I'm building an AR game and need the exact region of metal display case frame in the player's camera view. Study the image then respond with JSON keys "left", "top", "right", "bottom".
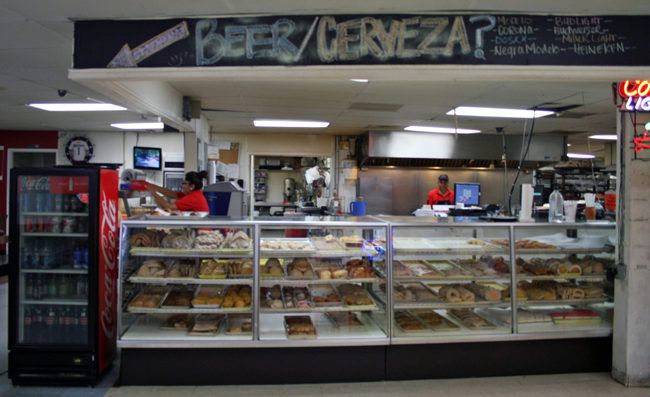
{"left": 118, "top": 215, "right": 615, "bottom": 349}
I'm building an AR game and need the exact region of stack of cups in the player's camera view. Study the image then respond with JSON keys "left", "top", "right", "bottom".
{"left": 563, "top": 201, "right": 578, "bottom": 223}
{"left": 584, "top": 193, "right": 597, "bottom": 221}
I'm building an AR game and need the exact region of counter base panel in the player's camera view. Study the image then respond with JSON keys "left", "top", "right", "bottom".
{"left": 119, "top": 337, "right": 611, "bottom": 385}
{"left": 120, "top": 346, "right": 386, "bottom": 385}
{"left": 387, "top": 337, "right": 612, "bottom": 380}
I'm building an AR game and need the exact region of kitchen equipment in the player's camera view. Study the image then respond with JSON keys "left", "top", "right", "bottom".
{"left": 283, "top": 178, "right": 296, "bottom": 203}
{"left": 350, "top": 199, "right": 367, "bottom": 216}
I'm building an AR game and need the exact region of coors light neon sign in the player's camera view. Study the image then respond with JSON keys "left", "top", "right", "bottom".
{"left": 619, "top": 80, "right": 650, "bottom": 112}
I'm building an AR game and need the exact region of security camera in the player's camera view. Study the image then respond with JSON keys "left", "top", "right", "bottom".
{"left": 57, "top": 89, "right": 68, "bottom": 97}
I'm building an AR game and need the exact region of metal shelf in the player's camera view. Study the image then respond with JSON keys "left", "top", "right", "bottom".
{"left": 260, "top": 277, "right": 382, "bottom": 286}
{"left": 394, "top": 301, "right": 511, "bottom": 310}
{"left": 128, "top": 276, "right": 253, "bottom": 285}
{"left": 22, "top": 212, "right": 88, "bottom": 217}
{"left": 23, "top": 298, "right": 87, "bottom": 306}
{"left": 394, "top": 276, "right": 510, "bottom": 284}
{"left": 22, "top": 233, "right": 87, "bottom": 237}
{"left": 517, "top": 298, "right": 611, "bottom": 307}
{"left": 261, "top": 305, "right": 380, "bottom": 314}
{"left": 22, "top": 268, "right": 88, "bottom": 275}
{"left": 127, "top": 307, "right": 252, "bottom": 315}
{"left": 130, "top": 248, "right": 252, "bottom": 258}
{"left": 516, "top": 274, "right": 606, "bottom": 282}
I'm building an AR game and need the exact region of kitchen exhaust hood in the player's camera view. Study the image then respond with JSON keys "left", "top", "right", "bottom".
{"left": 358, "top": 131, "right": 565, "bottom": 169}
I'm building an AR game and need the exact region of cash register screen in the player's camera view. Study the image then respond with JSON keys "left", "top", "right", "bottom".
{"left": 454, "top": 183, "right": 481, "bottom": 206}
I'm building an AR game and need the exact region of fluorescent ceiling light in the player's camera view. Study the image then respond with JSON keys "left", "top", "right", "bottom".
{"left": 29, "top": 103, "right": 127, "bottom": 112}
{"left": 589, "top": 134, "right": 617, "bottom": 140}
{"left": 567, "top": 152, "right": 595, "bottom": 159}
{"left": 405, "top": 126, "right": 480, "bottom": 134}
{"left": 446, "top": 106, "right": 554, "bottom": 119}
{"left": 350, "top": 79, "right": 369, "bottom": 83}
{"left": 567, "top": 143, "right": 572, "bottom": 147}
{"left": 253, "top": 119, "right": 329, "bottom": 128}
{"left": 111, "top": 122, "right": 164, "bottom": 130}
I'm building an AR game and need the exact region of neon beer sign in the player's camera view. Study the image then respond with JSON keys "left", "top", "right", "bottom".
{"left": 619, "top": 80, "right": 650, "bottom": 112}
{"left": 634, "top": 122, "right": 650, "bottom": 153}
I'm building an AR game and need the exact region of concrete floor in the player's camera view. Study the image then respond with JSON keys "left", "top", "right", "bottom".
{"left": 1, "top": 372, "right": 647, "bottom": 397}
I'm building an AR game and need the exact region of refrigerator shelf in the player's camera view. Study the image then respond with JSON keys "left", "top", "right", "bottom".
{"left": 21, "top": 269, "right": 88, "bottom": 275}
{"left": 22, "top": 298, "right": 88, "bottom": 306}
{"left": 22, "top": 233, "right": 87, "bottom": 237}
{"left": 21, "top": 212, "right": 89, "bottom": 217}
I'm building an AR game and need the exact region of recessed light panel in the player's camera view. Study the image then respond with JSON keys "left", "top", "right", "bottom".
{"left": 446, "top": 106, "right": 554, "bottom": 119}
{"left": 29, "top": 103, "right": 127, "bottom": 112}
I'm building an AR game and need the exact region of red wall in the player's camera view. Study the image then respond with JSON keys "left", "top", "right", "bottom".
{"left": 0, "top": 130, "right": 59, "bottom": 239}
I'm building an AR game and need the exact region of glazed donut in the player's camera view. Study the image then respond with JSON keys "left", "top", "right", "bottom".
{"left": 439, "top": 286, "right": 462, "bottom": 303}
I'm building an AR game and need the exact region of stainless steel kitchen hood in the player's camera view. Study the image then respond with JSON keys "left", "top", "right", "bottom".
{"left": 361, "top": 131, "right": 565, "bottom": 168}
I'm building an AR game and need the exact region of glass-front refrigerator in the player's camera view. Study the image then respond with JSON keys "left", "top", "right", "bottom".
{"left": 8, "top": 166, "right": 119, "bottom": 385}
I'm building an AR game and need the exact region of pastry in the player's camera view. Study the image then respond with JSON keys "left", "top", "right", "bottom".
{"left": 262, "top": 258, "right": 284, "bottom": 277}
{"left": 339, "top": 235, "right": 365, "bottom": 247}
{"left": 345, "top": 259, "right": 375, "bottom": 279}
{"left": 395, "top": 311, "right": 426, "bottom": 331}
{"left": 228, "top": 259, "right": 254, "bottom": 276}
{"left": 162, "top": 314, "right": 192, "bottom": 330}
{"left": 130, "top": 230, "right": 162, "bottom": 247}
{"left": 556, "top": 284, "right": 586, "bottom": 300}
{"left": 465, "top": 283, "right": 502, "bottom": 301}
{"left": 287, "top": 258, "right": 314, "bottom": 279}
{"left": 129, "top": 288, "right": 165, "bottom": 308}
{"left": 393, "top": 261, "right": 416, "bottom": 277}
{"left": 326, "top": 312, "right": 363, "bottom": 328}
{"left": 221, "top": 230, "right": 251, "bottom": 249}
{"left": 190, "top": 314, "right": 223, "bottom": 335}
{"left": 193, "top": 230, "right": 224, "bottom": 249}
{"left": 310, "top": 285, "right": 342, "bottom": 306}
{"left": 221, "top": 285, "right": 251, "bottom": 308}
{"left": 135, "top": 260, "right": 166, "bottom": 277}
{"left": 337, "top": 284, "right": 374, "bottom": 306}
{"left": 449, "top": 309, "right": 494, "bottom": 329}
{"left": 284, "top": 316, "right": 316, "bottom": 337}
{"left": 192, "top": 286, "right": 225, "bottom": 307}
{"left": 161, "top": 229, "right": 194, "bottom": 249}
{"left": 439, "top": 286, "right": 462, "bottom": 303}
{"left": 501, "top": 285, "right": 527, "bottom": 301}
{"left": 401, "top": 260, "right": 439, "bottom": 278}
{"left": 165, "top": 260, "right": 195, "bottom": 278}
{"left": 162, "top": 289, "right": 193, "bottom": 307}
{"left": 199, "top": 259, "right": 227, "bottom": 277}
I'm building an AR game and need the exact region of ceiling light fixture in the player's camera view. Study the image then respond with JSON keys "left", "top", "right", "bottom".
{"left": 29, "top": 103, "right": 127, "bottom": 112}
{"left": 350, "top": 79, "right": 369, "bottom": 83}
{"left": 110, "top": 122, "right": 164, "bottom": 130}
{"left": 405, "top": 126, "right": 481, "bottom": 134}
{"left": 446, "top": 106, "right": 554, "bottom": 119}
{"left": 253, "top": 119, "right": 330, "bottom": 128}
{"left": 567, "top": 152, "right": 596, "bottom": 159}
{"left": 567, "top": 143, "right": 572, "bottom": 147}
{"left": 589, "top": 134, "right": 617, "bottom": 140}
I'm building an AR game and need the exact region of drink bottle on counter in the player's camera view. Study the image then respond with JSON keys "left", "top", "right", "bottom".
{"left": 548, "top": 189, "right": 565, "bottom": 223}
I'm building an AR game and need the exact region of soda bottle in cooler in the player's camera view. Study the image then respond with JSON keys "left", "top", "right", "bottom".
{"left": 79, "top": 307, "right": 88, "bottom": 342}
{"left": 33, "top": 274, "right": 43, "bottom": 300}
{"left": 56, "top": 306, "right": 66, "bottom": 344}
{"left": 63, "top": 307, "right": 74, "bottom": 344}
{"left": 21, "top": 243, "right": 32, "bottom": 269}
{"left": 45, "top": 306, "right": 56, "bottom": 343}
{"left": 47, "top": 274, "right": 57, "bottom": 299}
{"left": 60, "top": 275, "right": 70, "bottom": 298}
{"left": 32, "top": 307, "right": 43, "bottom": 343}
{"left": 23, "top": 306, "right": 32, "bottom": 342}
{"left": 24, "top": 274, "right": 33, "bottom": 299}
{"left": 61, "top": 194, "right": 70, "bottom": 213}
{"left": 82, "top": 245, "right": 89, "bottom": 270}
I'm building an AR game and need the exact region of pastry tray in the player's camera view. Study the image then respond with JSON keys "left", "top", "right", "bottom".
{"left": 409, "top": 310, "right": 461, "bottom": 332}
{"left": 425, "top": 260, "right": 473, "bottom": 278}
{"left": 309, "top": 284, "right": 343, "bottom": 307}
{"left": 325, "top": 312, "right": 366, "bottom": 328}
{"left": 260, "top": 258, "right": 287, "bottom": 279}
{"left": 188, "top": 314, "right": 225, "bottom": 336}
{"left": 285, "top": 260, "right": 316, "bottom": 280}
{"left": 447, "top": 310, "right": 498, "bottom": 330}
{"left": 160, "top": 314, "right": 194, "bottom": 331}
{"left": 161, "top": 288, "right": 194, "bottom": 309}
{"left": 130, "top": 247, "right": 252, "bottom": 257}
{"left": 225, "top": 315, "right": 253, "bottom": 335}
{"left": 260, "top": 238, "right": 316, "bottom": 254}
{"left": 191, "top": 285, "right": 226, "bottom": 308}
{"left": 284, "top": 315, "right": 317, "bottom": 339}
{"left": 126, "top": 286, "right": 168, "bottom": 311}
{"left": 198, "top": 259, "right": 228, "bottom": 279}
{"left": 394, "top": 311, "right": 429, "bottom": 333}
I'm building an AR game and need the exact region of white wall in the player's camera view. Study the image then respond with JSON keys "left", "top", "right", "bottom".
{"left": 209, "top": 133, "right": 335, "bottom": 191}
{"left": 57, "top": 131, "right": 185, "bottom": 185}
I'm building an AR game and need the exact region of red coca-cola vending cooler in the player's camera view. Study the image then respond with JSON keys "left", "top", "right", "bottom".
{"left": 8, "top": 166, "right": 119, "bottom": 385}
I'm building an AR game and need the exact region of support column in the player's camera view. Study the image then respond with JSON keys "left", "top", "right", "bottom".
{"left": 612, "top": 110, "right": 650, "bottom": 387}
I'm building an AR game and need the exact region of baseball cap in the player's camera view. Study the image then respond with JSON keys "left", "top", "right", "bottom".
{"left": 438, "top": 174, "right": 449, "bottom": 182}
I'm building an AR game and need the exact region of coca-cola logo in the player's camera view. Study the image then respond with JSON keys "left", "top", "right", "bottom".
{"left": 100, "top": 191, "right": 118, "bottom": 339}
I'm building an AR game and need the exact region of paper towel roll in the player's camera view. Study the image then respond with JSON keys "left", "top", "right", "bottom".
{"left": 519, "top": 184, "right": 534, "bottom": 222}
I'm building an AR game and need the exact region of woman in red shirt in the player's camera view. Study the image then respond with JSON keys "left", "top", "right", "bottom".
{"left": 147, "top": 171, "right": 210, "bottom": 212}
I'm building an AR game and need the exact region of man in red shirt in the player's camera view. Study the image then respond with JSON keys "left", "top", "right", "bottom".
{"left": 427, "top": 174, "right": 455, "bottom": 205}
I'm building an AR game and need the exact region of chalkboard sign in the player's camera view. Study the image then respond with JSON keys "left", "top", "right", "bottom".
{"left": 73, "top": 15, "right": 649, "bottom": 68}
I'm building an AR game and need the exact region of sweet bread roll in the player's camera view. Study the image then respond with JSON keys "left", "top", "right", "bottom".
{"left": 439, "top": 286, "right": 462, "bottom": 303}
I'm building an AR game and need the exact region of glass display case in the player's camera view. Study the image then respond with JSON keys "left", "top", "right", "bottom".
{"left": 117, "top": 216, "right": 615, "bottom": 348}
{"left": 382, "top": 216, "right": 615, "bottom": 343}
{"left": 118, "top": 216, "right": 389, "bottom": 347}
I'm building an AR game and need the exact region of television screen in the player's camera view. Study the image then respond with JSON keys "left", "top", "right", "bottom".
{"left": 133, "top": 146, "right": 162, "bottom": 170}
{"left": 454, "top": 183, "right": 481, "bottom": 206}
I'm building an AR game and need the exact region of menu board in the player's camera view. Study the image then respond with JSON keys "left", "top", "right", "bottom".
{"left": 74, "top": 15, "right": 648, "bottom": 68}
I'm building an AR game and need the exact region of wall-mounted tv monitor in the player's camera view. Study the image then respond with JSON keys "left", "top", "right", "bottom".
{"left": 133, "top": 146, "right": 162, "bottom": 170}
{"left": 454, "top": 183, "right": 481, "bottom": 206}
